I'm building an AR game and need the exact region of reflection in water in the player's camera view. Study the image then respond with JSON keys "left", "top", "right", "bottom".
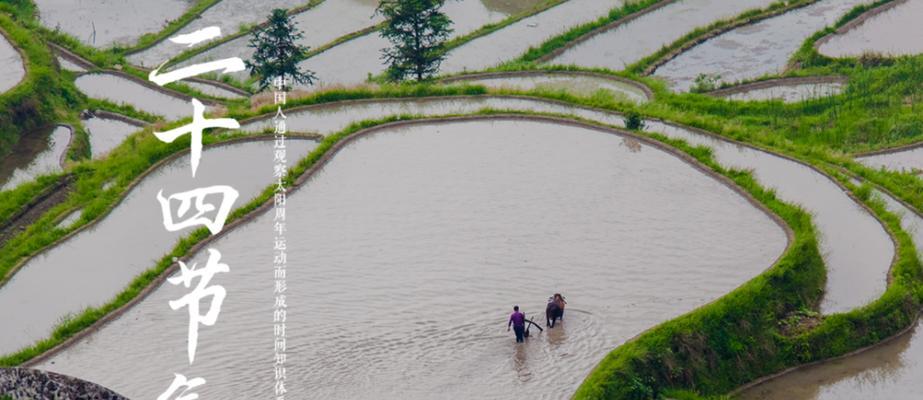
{"left": 41, "top": 118, "right": 785, "bottom": 399}
{"left": 738, "top": 188, "right": 923, "bottom": 400}
{"left": 818, "top": 0, "right": 923, "bottom": 58}
{"left": 128, "top": 0, "right": 322, "bottom": 67}
{"left": 0, "top": 126, "right": 71, "bottom": 191}
{"left": 75, "top": 73, "right": 191, "bottom": 120}
{"left": 33, "top": 0, "right": 192, "bottom": 47}
{"left": 84, "top": 115, "right": 143, "bottom": 158}
{"left": 0, "top": 140, "right": 315, "bottom": 356}
{"left": 654, "top": 0, "right": 876, "bottom": 92}
{"left": 0, "top": 30, "right": 25, "bottom": 93}
{"left": 551, "top": 0, "right": 773, "bottom": 70}
{"left": 724, "top": 82, "right": 844, "bottom": 103}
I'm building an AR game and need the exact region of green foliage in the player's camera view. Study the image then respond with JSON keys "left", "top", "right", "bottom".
{"left": 690, "top": 73, "right": 721, "bottom": 93}
{"left": 246, "top": 9, "right": 316, "bottom": 91}
{"left": 376, "top": 0, "right": 453, "bottom": 82}
{"left": 624, "top": 111, "right": 645, "bottom": 130}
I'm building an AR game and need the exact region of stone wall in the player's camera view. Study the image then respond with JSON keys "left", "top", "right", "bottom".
{"left": 0, "top": 368, "right": 127, "bottom": 399}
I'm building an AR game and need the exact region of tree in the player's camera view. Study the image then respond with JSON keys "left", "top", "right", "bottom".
{"left": 376, "top": 0, "right": 453, "bottom": 82}
{"left": 246, "top": 9, "right": 316, "bottom": 91}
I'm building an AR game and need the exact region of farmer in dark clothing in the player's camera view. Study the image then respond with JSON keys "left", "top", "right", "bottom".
{"left": 508, "top": 305, "right": 526, "bottom": 343}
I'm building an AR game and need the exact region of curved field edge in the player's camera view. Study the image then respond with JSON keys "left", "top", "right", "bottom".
{"left": 1, "top": 112, "right": 801, "bottom": 372}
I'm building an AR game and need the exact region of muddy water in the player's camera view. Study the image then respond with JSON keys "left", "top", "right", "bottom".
{"left": 856, "top": 147, "right": 923, "bottom": 173}
{"left": 441, "top": 0, "right": 621, "bottom": 74}
{"left": 75, "top": 73, "right": 190, "bottom": 120}
{"left": 0, "top": 126, "right": 71, "bottom": 192}
{"left": 83, "top": 115, "right": 144, "bottom": 158}
{"left": 240, "top": 97, "right": 627, "bottom": 134}
{"left": 185, "top": 81, "right": 245, "bottom": 99}
{"left": 818, "top": 0, "right": 923, "bottom": 58}
{"left": 645, "top": 121, "right": 893, "bottom": 313}
{"left": 161, "top": 0, "right": 384, "bottom": 80}
{"left": 446, "top": 73, "right": 651, "bottom": 102}
{"left": 653, "top": 0, "right": 876, "bottom": 92}
{"left": 723, "top": 82, "right": 844, "bottom": 103}
{"left": 737, "top": 188, "right": 923, "bottom": 400}
{"left": 0, "top": 140, "right": 315, "bottom": 356}
{"left": 128, "top": 0, "right": 322, "bottom": 67}
{"left": 241, "top": 95, "right": 895, "bottom": 313}
{"left": 550, "top": 0, "right": 772, "bottom": 70}
{"left": 0, "top": 30, "right": 25, "bottom": 93}
{"left": 56, "top": 56, "right": 86, "bottom": 73}
{"left": 298, "top": 0, "right": 539, "bottom": 86}
{"left": 33, "top": 0, "right": 193, "bottom": 47}
{"left": 40, "top": 118, "right": 786, "bottom": 399}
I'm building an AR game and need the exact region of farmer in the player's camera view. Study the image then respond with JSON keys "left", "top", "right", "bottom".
{"left": 507, "top": 305, "right": 526, "bottom": 343}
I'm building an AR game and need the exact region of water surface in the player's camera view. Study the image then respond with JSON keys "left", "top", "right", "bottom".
{"left": 654, "top": 0, "right": 875, "bottom": 92}
{"left": 75, "top": 73, "right": 191, "bottom": 120}
{"left": 0, "top": 126, "right": 71, "bottom": 191}
{"left": 128, "top": 0, "right": 322, "bottom": 67}
{"left": 856, "top": 148, "right": 923, "bottom": 173}
{"left": 550, "top": 0, "right": 772, "bottom": 70}
{"left": 818, "top": 0, "right": 923, "bottom": 58}
{"left": 41, "top": 118, "right": 786, "bottom": 399}
{"left": 0, "top": 30, "right": 25, "bottom": 93}
{"left": 84, "top": 115, "right": 144, "bottom": 158}
{"left": 33, "top": 0, "right": 193, "bottom": 47}
{"left": 737, "top": 187, "right": 923, "bottom": 400}
{"left": 185, "top": 81, "right": 245, "bottom": 99}
{"left": 299, "top": 0, "right": 539, "bottom": 86}
{"left": 446, "top": 73, "right": 650, "bottom": 102}
{"left": 722, "top": 82, "right": 844, "bottom": 103}
{"left": 0, "top": 140, "right": 315, "bottom": 356}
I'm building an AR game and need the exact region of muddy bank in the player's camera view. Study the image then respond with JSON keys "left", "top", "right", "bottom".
{"left": 33, "top": 0, "right": 193, "bottom": 48}
{"left": 0, "top": 125, "right": 72, "bottom": 192}
{"left": 653, "top": 0, "right": 876, "bottom": 92}
{"left": 441, "top": 70, "right": 653, "bottom": 102}
{"left": 38, "top": 116, "right": 786, "bottom": 399}
{"left": 0, "top": 176, "right": 72, "bottom": 249}
{"left": 547, "top": 0, "right": 773, "bottom": 71}
{"left": 816, "top": 0, "right": 923, "bottom": 58}
{"left": 709, "top": 76, "right": 847, "bottom": 103}
{"left": 0, "top": 28, "right": 25, "bottom": 94}
{"left": 0, "top": 367, "right": 127, "bottom": 399}
{"left": 0, "top": 139, "right": 316, "bottom": 356}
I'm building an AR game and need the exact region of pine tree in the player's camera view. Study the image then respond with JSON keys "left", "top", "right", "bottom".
{"left": 246, "top": 9, "right": 316, "bottom": 91}
{"left": 376, "top": 0, "right": 453, "bottom": 82}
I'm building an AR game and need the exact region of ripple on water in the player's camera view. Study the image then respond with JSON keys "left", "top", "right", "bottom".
{"left": 0, "top": 140, "right": 316, "bottom": 356}
{"left": 41, "top": 118, "right": 786, "bottom": 399}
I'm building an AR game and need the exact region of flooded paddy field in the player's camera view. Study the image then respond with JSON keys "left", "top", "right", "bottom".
{"left": 441, "top": 71, "right": 652, "bottom": 102}
{"left": 39, "top": 117, "right": 787, "bottom": 399}
{"left": 33, "top": 0, "right": 193, "bottom": 48}
{"left": 855, "top": 146, "right": 923, "bottom": 173}
{"left": 737, "top": 187, "right": 923, "bottom": 400}
{"left": 817, "top": 0, "right": 923, "bottom": 59}
{"left": 298, "top": 0, "right": 543, "bottom": 87}
{"left": 241, "top": 95, "right": 891, "bottom": 314}
{"left": 74, "top": 72, "right": 193, "bottom": 120}
{"left": 0, "top": 126, "right": 71, "bottom": 192}
{"left": 0, "top": 140, "right": 315, "bottom": 356}
{"left": 0, "top": 29, "right": 25, "bottom": 94}
{"left": 711, "top": 77, "right": 846, "bottom": 103}
{"left": 440, "top": 0, "right": 620, "bottom": 75}
{"left": 127, "top": 0, "right": 319, "bottom": 67}
{"left": 83, "top": 113, "right": 145, "bottom": 158}
{"left": 653, "top": 0, "right": 876, "bottom": 92}
{"left": 647, "top": 120, "right": 893, "bottom": 314}
{"left": 161, "top": 0, "right": 384, "bottom": 78}
{"left": 548, "top": 0, "right": 772, "bottom": 71}
{"left": 184, "top": 80, "right": 246, "bottom": 99}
